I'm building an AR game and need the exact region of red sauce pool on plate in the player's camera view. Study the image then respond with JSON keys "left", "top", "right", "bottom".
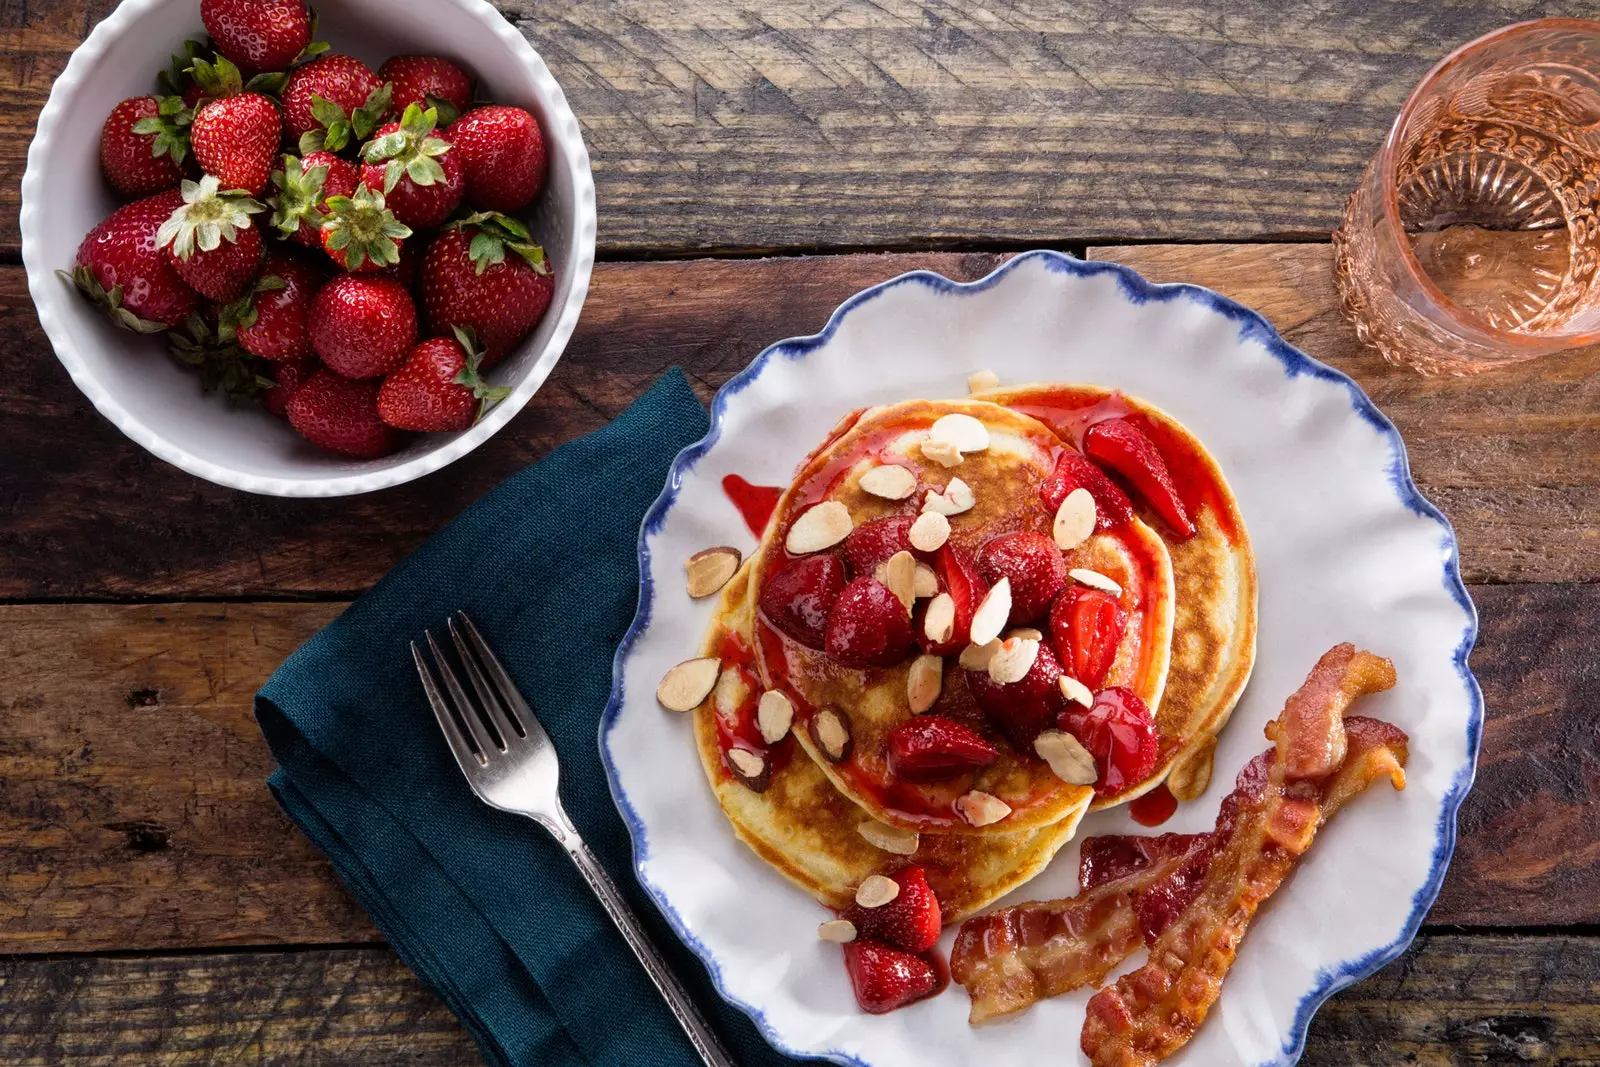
{"left": 722, "top": 475, "right": 782, "bottom": 538}
{"left": 1129, "top": 783, "right": 1179, "bottom": 827}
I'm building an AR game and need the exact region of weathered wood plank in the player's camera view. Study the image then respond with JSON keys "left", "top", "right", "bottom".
{"left": 1, "top": 584, "right": 1594, "bottom": 953}
{"left": 2, "top": 242, "right": 1596, "bottom": 598}
{"left": 3, "top": 1, "right": 1597, "bottom": 257}
{"left": 2, "top": 934, "right": 1599, "bottom": 1064}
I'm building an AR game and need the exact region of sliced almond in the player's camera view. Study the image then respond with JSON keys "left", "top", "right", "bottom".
{"left": 859, "top": 464, "right": 917, "bottom": 501}
{"left": 958, "top": 639, "right": 1002, "bottom": 671}
{"left": 921, "top": 478, "right": 975, "bottom": 517}
{"left": 921, "top": 438, "right": 965, "bottom": 468}
{"left": 1035, "top": 730, "right": 1098, "bottom": 786}
{"left": 955, "top": 790, "right": 1013, "bottom": 827}
{"left": 855, "top": 874, "right": 901, "bottom": 908}
{"left": 987, "top": 637, "right": 1040, "bottom": 684}
{"left": 1070, "top": 568, "right": 1123, "bottom": 597}
{"left": 968, "top": 370, "right": 1001, "bottom": 394}
{"left": 929, "top": 413, "right": 991, "bottom": 454}
{"left": 726, "top": 747, "right": 771, "bottom": 792}
{"left": 885, "top": 550, "right": 918, "bottom": 612}
{"left": 818, "top": 919, "right": 858, "bottom": 943}
{"left": 787, "top": 501, "right": 853, "bottom": 555}
{"left": 909, "top": 511, "right": 951, "bottom": 553}
{"left": 757, "top": 690, "right": 795, "bottom": 744}
{"left": 656, "top": 657, "right": 720, "bottom": 712}
{"left": 713, "top": 665, "right": 750, "bottom": 718}
{"left": 913, "top": 563, "right": 939, "bottom": 599}
{"left": 1007, "top": 627, "right": 1043, "bottom": 642}
{"left": 923, "top": 593, "right": 956, "bottom": 645}
{"left": 1059, "top": 674, "right": 1094, "bottom": 708}
{"left": 1167, "top": 735, "right": 1218, "bottom": 802}
{"left": 810, "top": 707, "right": 854, "bottom": 763}
{"left": 858, "top": 820, "right": 920, "bottom": 856}
{"left": 684, "top": 546, "right": 741, "bottom": 599}
{"left": 907, "top": 654, "right": 944, "bottom": 713}
{"left": 969, "top": 577, "right": 1011, "bottom": 646}
{"left": 1053, "top": 488, "right": 1097, "bottom": 551}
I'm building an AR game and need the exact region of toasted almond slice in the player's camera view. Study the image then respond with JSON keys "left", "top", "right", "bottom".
{"left": 859, "top": 464, "right": 917, "bottom": 500}
{"left": 787, "top": 501, "right": 853, "bottom": 554}
{"left": 930, "top": 413, "right": 991, "bottom": 453}
{"left": 958, "top": 639, "right": 1002, "bottom": 671}
{"left": 886, "top": 550, "right": 918, "bottom": 612}
{"left": 1007, "top": 627, "right": 1044, "bottom": 642}
{"left": 921, "top": 480, "right": 974, "bottom": 517}
{"left": 684, "top": 546, "right": 741, "bottom": 599}
{"left": 987, "top": 637, "right": 1040, "bottom": 684}
{"left": 907, "top": 654, "right": 943, "bottom": 713}
{"left": 726, "top": 747, "right": 771, "bottom": 792}
{"left": 921, "top": 438, "right": 965, "bottom": 468}
{"left": 1053, "top": 488, "right": 1097, "bottom": 551}
{"left": 955, "top": 790, "right": 1012, "bottom": 827}
{"left": 656, "top": 657, "right": 720, "bottom": 712}
{"left": 969, "top": 577, "right": 1011, "bottom": 646}
{"left": 1059, "top": 674, "right": 1094, "bottom": 708}
{"left": 811, "top": 707, "right": 854, "bottom": 763}
{"left": 1070, "top": 567, "right": 1124, "bottom": 597}
{"left": 1167, "top": 735, "right": 1218, "bottom": 802}
{"left": 1035, "top": 730, "right": 1098, "bottom": 786}
{"left": 858, "top": 820, "right": 920, "bottom": 855}
{"left": 913, "top": 562, "right": 939, "bottom": 599}
{"left": 923, "top": 593, "right": 956, "bottom": 645}
{"left": 909, "top": 511, "right": 951, "bottom": 553}
{"left": 757, "top": 690, "right": 795, "bottom": 744}
{"left": 968, "top": 369, "right": 1001, "bottom": 394}
{"left": 855, "top": 874, "right": 901, "bottom": 908}
{"left": 818, "top": 919, "right": 858, "bottom": 943}
{"left": 713, "top": 665, "right": 750, "bottom": 718}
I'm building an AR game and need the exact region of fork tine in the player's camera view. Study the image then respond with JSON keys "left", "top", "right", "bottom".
{"left": 448, "top": 615, "right": 525, "bottom": 745}
{"left": 426, "top": 629, "right": 502, "bottom": 754}
{"left": 454, "top": 612, "right": 547, "bottom": 745}
{"left": 413, "top": 639, "right": 486, "bottom": 770}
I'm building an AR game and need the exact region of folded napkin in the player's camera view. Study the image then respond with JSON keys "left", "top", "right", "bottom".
{"left": 256, "top": 371, "right": 798, "bottom": 1067}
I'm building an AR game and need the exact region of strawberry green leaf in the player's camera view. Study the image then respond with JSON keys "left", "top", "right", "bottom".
{"left": 350, "top": 85, "right": 395, "bottom": 142}
{"left": 62, "top": 267, "right": 169, "bottom": 335}
{"left": 156, "top": 175, "right": 267, "bottom": 260}
{"left": 245, "top": 71, "right": 289, "bottom": 96}
{"left": 427, "top": 94, "right": 462, "bottom": 127}
{"left": 269, "top": 155, "right": 332, "bottom": 237}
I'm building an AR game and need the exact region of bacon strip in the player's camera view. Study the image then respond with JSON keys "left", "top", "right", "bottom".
{"left": 1271, "top": 643, "right": 1397, "bottom": 780}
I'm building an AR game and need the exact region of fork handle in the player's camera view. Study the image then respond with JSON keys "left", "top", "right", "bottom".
{"left": 566, "top": 840, "right": 738, "bottom": 1067}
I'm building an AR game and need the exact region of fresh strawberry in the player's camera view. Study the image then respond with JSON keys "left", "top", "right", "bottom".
{"left": 100, "top": 96, "right": 190, "bottom": 198}
{"left": 261, "top": 357, "right": 317, "bottom": 418}
{"left": 842, "top": 939, "right": 941, "bottom": 1015}
{"left": 308, "top": 273, "right": 418, "bottom": 379}
{"left": 1060, "top": 686, "right": 1158, "bottom": 798}
{"left": 843, "top": 515, "right": 918, "bottom": 576}
{"left": 166, "top": 309, "right": 277, "bottom": 403}
{"left": 225, "top": 250, "right": 324, "bottom": 362}
{"left": 419, "top": 213, "right": 553, "bottom": 365}
{"left": 286, "top": 369, "right": 397, "bottom": 458}
{"left": 1083, "top": 418, "right": 1195, "bottom": 539}
{"left": 377, "top": 327, "right": 509, "bottom": 432}
{"left": 320, "top": 184, "right": 413, "bottom": 273}
{"left": 887, "top": 716, "right": 999, "bottom": 782}
{"left": 1040, "top": 448, "right": 1135, "bottom": 531}
{"left": 826, "top": 576, "right": 915, "bottom": 669}
{"left": 283, "top": 55, "right": 390, "bottom": 152}
{"left": 68, "top": 189, "right": 200, "bottom": 331}
{"left": 269, "top": 152, "right": 360, "bottom": 248}
{"left": 843, "top": 867, "right": 943, "bottom": 953}
{"left": 359, "top": 104, "right": 464, "bottom": 230}
{"left": 967, "top": 639, "right": 1065, "bottom": 752}
{"left": 977, "top": 532, "right": 1067, "bottom": 625}
{"left": 916, "top": 544, "right": 986, "bottom": 657}
{"left": 380, "top": 55, "right": 473, "bottom": 125}
{"left": 1049, "top": 587, "right": 1127, "bottom": 691}
{"left": 155, "top": 175, "right": 267, "bottom": 302}
{"left": 201, "top": 0, "right": 318, "bottom": 76}
{"left": 758, "top": 555, "right": 846, "bottom": 650}
{"left": 191, "top": 91, "right": 282, "bottom": 196}
{"left": 446, "top": 105, "right": 546, "bottom": 212}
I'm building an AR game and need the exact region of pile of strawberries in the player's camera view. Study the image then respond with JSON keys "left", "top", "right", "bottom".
{"left": 69, "top": 0, "right": 555, "bottom": 458}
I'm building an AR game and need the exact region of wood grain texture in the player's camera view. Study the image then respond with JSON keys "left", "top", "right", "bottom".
{"left": 1, "top": 584, "right": 1595, "bottom": 953}
{"left": 3, "top": 1, "right": 1598, "bottom": 256}
{"left": 2, "top": 245, "right": 1598, "bottom": 599}
{"left": 3, "top": 934, "right": 1599, "bottom": 1064}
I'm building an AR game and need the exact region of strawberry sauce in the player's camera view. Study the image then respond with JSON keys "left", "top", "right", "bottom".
{"left": 1129, "top": 783, "right": 1179, "bottom": 827}
{"left": 712, "top": 630, "right": 792, "bottom": 776}
{"left": 722, "top": 475, "right": 782, "bottom": 538}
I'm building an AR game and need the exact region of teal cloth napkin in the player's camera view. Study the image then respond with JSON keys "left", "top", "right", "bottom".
{"left": 255, "top": 371, "right": 800, "bottom": 1067}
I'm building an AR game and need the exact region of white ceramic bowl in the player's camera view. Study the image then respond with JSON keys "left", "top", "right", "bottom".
{"left": 21, "top": 0, "right": 595, "bottom": 497}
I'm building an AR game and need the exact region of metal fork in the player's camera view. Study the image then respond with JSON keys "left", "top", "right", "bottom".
{"left": 412, "top": 611, "right": 736, "bottom": 1067}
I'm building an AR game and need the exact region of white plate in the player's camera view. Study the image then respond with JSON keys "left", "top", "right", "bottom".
{"left": 601, "top": 251, "right": 1481, "bottom": 1066}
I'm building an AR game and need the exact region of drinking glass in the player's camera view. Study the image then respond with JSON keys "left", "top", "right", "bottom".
{"left": 1333, "top": 19, "right": 1600, "bottom": 375}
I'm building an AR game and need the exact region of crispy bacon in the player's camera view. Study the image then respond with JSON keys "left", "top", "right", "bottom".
{"left": 1270, "top": 643, "right": 1397, "bottom": 780}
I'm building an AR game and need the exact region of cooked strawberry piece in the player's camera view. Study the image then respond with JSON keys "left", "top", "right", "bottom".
{"left": 758, "top": 555, "right": 846, "bottom": 650}
{"left": 843, "top": 515, "right": 917, "bottom": 576}
{"left": 967, "top": 640, "right": 1065, "bottom": 752}
{"left": 1048, "top": 586, "right": 1128, "bottom": 692}
{"left": 1083, "top": 418, "right": 1195, "bottom": 539}
{"left": 1040, "top": 449, "right": 1135, "bottom": 531}
{"left": 826, "top": 576, "right": 915, "bottom": 669}
{"left": 844, "top": 867, "right": 944, "bottom": 953}
{"left": 977, "top": 531, "right": 1067, "bottom": 625}
{"left": 887, "top": 716, "right": 999, "bottom": 782}
{"left": 917, "top": 543, "right": 986, "bottom": 657}
{"left": 1060, "top": 686, "right": 1158, "bottom": 798}
{"left": 842, "top": 938, "right": 942, "bottom": 1014}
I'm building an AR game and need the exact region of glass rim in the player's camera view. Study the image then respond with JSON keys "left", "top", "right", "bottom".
{"left": 1379, "top": 17, "right": 1600, "bottom": 349}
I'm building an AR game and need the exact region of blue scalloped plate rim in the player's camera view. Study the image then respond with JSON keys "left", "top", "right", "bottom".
{"left": 598, "top": 249, "right": 1483, "bottom": 1067}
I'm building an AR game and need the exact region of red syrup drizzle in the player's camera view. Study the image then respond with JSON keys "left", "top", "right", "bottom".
{"left": 722, "top": 475, "right": 783, "bottom": 538}
{"left": 711, "top": 630, "right": 792, "bottom": 776}
{"left": 1129, "top": 783, "right": 1179, "bottom": 827}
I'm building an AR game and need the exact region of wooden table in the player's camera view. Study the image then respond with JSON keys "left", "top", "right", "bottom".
{"left": 3, "top": 1, "right": 1598, "bottom": 1063}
